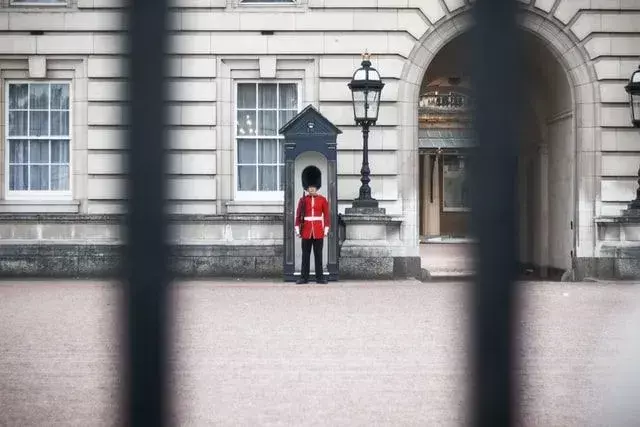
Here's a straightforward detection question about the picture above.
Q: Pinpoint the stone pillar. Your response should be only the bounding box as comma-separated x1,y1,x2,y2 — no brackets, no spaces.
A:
425,154,441,238
537,143,549,276
339,211,410,279
327,158,338,276
283,158,296,278
517,152,528,263
612,198,640,278
420,154,427,237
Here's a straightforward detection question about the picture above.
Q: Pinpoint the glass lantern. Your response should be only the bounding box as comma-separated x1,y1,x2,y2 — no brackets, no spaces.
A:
348,52,385,125
625,65,640,128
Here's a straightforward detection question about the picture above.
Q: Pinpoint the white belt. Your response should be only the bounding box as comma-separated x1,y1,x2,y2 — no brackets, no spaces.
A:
304,216,323,221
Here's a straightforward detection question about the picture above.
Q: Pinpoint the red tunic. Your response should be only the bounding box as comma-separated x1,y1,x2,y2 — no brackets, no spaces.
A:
295,194,331,239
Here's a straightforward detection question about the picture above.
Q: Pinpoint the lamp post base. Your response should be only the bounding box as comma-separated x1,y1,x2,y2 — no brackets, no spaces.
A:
629,199,640,210
623,199,640,217
352,197,379,208
345,198,386,215
625,167,640,214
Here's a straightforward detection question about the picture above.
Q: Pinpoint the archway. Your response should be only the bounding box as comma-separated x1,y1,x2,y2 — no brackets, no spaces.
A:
399,9,599,277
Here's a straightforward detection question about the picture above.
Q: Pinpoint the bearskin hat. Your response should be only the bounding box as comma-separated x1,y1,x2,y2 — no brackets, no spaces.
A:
301,165,322,190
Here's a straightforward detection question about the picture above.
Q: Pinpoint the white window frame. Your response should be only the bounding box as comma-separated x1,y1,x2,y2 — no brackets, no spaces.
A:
4,80,73,201
233,80,300,202
10,0,68,6
442,154,470,212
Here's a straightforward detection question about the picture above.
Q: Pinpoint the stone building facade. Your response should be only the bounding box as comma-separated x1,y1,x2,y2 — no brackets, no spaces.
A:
0,0,638,279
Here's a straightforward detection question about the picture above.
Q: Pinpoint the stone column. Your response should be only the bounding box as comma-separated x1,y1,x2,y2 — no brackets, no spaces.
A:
420,154,427,237
428,153,441,237
338,213,405,279
537,143,549,276
327,159,338,277
283,158,296,279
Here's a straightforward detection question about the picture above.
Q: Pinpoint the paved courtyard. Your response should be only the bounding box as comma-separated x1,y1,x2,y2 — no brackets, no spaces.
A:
1,279,640,426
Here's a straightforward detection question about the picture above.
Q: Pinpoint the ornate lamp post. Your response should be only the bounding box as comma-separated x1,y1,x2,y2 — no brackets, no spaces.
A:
625,65,640,209
626,65,640,128
347,51,385,210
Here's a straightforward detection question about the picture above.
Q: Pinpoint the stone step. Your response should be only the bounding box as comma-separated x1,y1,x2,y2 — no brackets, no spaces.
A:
419,268,475,282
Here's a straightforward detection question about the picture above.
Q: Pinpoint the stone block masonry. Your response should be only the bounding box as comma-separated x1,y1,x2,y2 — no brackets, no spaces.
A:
0,214,419,280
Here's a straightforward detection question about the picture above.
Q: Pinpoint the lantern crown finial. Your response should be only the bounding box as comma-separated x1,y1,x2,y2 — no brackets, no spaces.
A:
362,50,370,62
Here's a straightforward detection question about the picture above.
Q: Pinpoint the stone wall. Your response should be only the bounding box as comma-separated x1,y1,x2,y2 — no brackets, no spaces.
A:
0,213,419,279
0,214,284,278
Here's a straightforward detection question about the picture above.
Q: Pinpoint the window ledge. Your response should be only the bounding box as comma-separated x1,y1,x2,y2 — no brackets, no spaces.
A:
234,7,306,12
226,200,283,214
8,2,69,8
227,0,306,12
0,199,80,214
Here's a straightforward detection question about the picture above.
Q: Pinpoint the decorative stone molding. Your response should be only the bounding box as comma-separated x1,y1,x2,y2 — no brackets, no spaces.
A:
28,56,46,78
0,199,80,213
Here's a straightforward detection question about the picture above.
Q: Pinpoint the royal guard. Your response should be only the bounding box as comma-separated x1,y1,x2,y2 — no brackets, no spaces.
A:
295,166,331,284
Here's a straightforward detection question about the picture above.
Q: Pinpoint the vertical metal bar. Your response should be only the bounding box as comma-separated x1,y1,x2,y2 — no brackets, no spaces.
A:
470,0,521,425
123,0,170,425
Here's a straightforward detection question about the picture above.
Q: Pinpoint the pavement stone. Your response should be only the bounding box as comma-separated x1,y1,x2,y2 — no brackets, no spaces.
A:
1,279,639,426
420,243,474,276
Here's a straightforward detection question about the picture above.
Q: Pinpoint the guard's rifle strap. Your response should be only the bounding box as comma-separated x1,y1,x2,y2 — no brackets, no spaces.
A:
297,196,305,230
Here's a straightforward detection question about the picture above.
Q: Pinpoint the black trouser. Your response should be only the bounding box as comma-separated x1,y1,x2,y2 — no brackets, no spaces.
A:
301,238,324,281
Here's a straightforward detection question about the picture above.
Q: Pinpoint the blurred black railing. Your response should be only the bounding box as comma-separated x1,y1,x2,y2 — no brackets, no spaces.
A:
470,0,520,425
123,0,171,425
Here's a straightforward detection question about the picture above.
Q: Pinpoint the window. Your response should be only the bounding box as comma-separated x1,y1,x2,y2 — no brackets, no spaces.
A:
236,82,298,198
6,82,71,198
442,155,470,211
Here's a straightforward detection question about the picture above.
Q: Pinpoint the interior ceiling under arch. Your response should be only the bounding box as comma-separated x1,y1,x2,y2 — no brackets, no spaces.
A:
419,30,572,121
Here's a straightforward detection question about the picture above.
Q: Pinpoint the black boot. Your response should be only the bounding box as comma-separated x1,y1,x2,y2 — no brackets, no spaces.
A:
316,277,328,284
296,278,308,284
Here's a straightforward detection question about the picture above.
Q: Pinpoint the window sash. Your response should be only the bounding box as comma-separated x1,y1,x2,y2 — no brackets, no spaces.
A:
235,81,299,198
236,138,285,192
236,82,297,139
7,139,71,192
5,81,72,197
